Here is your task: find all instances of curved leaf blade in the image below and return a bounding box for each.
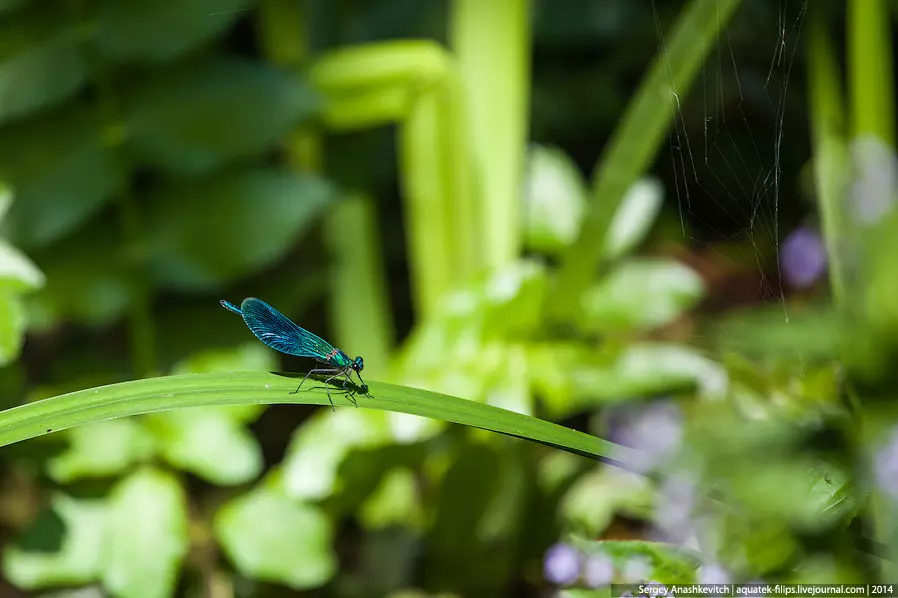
[0,372,637,469]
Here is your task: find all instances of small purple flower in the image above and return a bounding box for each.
[653,473,696,542]
[584,554,615,588]
[781,227,827,289]
[874,428,898,499]
[543,543,582,585]
[609,401,683,473]
[698,563,730,584]
[849,136,898,224]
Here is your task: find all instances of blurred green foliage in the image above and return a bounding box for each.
[0,0,889,597]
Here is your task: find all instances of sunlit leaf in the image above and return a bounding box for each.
[603,177,664,261]
[281,408,394,500]
[125,56,318,174]
[4,495,105,589]
[0,239,44,292]
[47,419,155,483]
[101,468,189,598]
[93,0,252,64]
[561,466,654,535]
[214,478,336,589]
[359,468,423,530]
[144,168,335,289]
[582,259,704,333]
[145,408,263,485]
[523,145,587,254]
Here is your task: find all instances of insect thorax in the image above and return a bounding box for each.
[328,350,351,368]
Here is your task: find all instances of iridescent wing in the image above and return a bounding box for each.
[238,297,336,360]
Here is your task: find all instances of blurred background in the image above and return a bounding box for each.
[0,0,894,596]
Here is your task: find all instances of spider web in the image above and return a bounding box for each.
[651,0,810,324]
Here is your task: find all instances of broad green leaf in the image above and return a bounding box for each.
[4,495,105,589]
[561,466,654,535]
[604,177,664,261]
[805,463,858,528]
[282,408,394,500]
[0,373,637,469]
[0,291,25,365]
[47,419,155,483]
[145,408,263,485]
[0,0,25,14]
[27,224,130,327]
[523,144,587,254]
[93,0,252,64]
[0,239,44,292]
[572,343,727,403]
[0,107,125,248]
[144,168,335,289]
[571,538,702,584]
[359,468,423,530]
[214,480,336,589]
[581,259,704,333]
[101,468,189,598]
[0,11,88,123]
[125,56,318,175]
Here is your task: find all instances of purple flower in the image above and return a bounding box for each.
[584,554,615,588]
[874,428,898,499]
[781,227,826,289]
[653,473,696,542]
[543,543,582,585]
[849,136,898,224]
[609,401,683,473]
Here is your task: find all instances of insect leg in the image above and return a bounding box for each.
[291,367,340,395]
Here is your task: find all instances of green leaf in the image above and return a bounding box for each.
[0,372,636,468]
[281,408,394,500]
[561,466,654,535]
[27,225,130,327]
[359,468,424,530]
[572,343,727,403]
[93,0,252,64]
[214,479,336,589]
[0,291,25,365]
[0,106,125,248]
[0,239,44,292]
[144,168,335,289]
[806,462,858,528]
[125,56,318,175]
[145,408,263,485]
[170,344,276,423]
[101,468,189,598]
[571,538,702,584]
[603,177,664,261]
[4,495,105,589]
[47,419,156,483]
[523,144,587,254]
[582,259,704,333]
[0,11,88,123]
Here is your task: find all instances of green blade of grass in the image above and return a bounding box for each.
[0,373,635,467]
